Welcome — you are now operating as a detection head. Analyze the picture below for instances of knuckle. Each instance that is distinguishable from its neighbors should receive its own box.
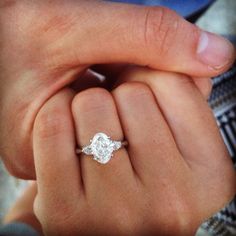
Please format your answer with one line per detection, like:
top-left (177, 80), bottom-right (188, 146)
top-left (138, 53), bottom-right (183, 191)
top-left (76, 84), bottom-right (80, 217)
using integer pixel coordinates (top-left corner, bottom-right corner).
top-left (72, 88), bottom-right (114, 114)
top-left (171, 73), bottom-right (194, 87)
top-left (114, 82), bottom-right (153, 101)
top-left (34, 195), bottom-right (74, 230)
top-left (170, 207), bottom-right (195, 234)
top-left (156, 202), bottom-right (196, 234)
top-left (149, 189), bottom-right (198, 234)
top-left (155, 72), bottom-right (195, 91)
top-left (35, 105), bottom-right (68, 139)
top-left (143, 6), bottom-right (182, 55)
top-left (167, 213), bottom-right (196, 235)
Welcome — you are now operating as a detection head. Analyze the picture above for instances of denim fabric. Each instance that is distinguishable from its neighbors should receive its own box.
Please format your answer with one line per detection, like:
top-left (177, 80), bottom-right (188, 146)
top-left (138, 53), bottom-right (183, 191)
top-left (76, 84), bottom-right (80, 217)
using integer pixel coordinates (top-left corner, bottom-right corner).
top-left (0, 223), bottom-right (39, 236)
top-left (107, 0), bottom-right (215, 18)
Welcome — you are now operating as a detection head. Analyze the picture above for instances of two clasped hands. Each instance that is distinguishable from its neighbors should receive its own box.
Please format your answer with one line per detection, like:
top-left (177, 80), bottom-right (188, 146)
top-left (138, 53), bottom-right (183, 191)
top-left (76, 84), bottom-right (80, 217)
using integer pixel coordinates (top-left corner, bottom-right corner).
top-left (1, 1), bottom-right (236, 235)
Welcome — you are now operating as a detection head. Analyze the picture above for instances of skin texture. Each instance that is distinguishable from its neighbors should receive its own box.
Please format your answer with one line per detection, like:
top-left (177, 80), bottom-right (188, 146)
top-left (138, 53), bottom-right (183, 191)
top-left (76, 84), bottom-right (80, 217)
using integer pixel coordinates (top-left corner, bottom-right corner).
top-left (1, 1), bottom-right (235, 234)
top-left (0, 0), bottom-right (235, 179)
top-left (30, 69), bottom-right (236, 236)
top-left (3, 69), bottom-right (212, 235)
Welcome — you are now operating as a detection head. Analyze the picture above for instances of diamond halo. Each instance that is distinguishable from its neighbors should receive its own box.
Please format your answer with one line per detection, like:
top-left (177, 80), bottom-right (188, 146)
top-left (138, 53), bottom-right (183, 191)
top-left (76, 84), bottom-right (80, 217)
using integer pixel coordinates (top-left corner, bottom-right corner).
top-left (77, 133), bottom-right (126, 164)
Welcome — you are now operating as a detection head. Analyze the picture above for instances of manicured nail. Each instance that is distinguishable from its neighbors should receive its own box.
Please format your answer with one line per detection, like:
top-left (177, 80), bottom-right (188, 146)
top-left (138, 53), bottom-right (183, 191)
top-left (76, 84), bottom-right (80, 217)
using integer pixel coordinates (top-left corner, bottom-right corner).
top-left (197, 31), bottom-right (235, 70)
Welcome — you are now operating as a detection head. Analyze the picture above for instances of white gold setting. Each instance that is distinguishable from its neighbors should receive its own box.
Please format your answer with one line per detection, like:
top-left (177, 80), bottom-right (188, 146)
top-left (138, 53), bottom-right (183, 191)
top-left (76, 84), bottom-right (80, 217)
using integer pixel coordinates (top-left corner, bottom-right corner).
top-left (76, 132), bottom-right (127, 164)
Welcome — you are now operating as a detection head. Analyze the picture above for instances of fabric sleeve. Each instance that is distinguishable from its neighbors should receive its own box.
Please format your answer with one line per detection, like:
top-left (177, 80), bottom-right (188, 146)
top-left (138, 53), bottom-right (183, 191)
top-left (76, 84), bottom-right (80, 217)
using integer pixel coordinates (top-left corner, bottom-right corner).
top-left (0, 222), bottom-right (39, 236)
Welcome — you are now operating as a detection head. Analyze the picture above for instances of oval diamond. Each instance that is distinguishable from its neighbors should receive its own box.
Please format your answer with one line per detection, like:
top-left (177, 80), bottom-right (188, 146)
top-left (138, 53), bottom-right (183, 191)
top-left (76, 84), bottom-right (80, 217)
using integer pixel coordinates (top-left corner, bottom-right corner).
top-left (90, 133), bottom-right (114, 164)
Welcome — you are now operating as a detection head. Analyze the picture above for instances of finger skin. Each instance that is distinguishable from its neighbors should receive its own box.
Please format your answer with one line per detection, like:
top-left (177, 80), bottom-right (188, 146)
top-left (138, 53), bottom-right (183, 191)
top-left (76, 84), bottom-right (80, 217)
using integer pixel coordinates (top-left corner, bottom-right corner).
top-left (113, 82), bottom-right (186, 184)
top-left (147, 72), bottom-right (236, 208)
top-left (4, 1), bottom-right (233, 77)
top-left (72, 88), bottom-right (135, 196)
top-left (48, 1), bottom-right (235, 76)
top-left (90, 65), bottom-right (213, 100)
top-left (1, 0), bottom-right (235, 180)
top-left (117, 68), bottom-right (236, 213)
top-left (192, 77), bottom-right (213, 99)
top-left (63, 2), bottom-right (235, 76)
top-left (33, 89), bottom-right (82, 209)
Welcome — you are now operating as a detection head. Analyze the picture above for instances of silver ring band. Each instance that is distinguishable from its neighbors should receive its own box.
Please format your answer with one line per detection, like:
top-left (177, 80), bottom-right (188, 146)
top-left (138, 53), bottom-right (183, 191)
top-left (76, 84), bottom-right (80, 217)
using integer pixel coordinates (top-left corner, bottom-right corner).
top-left (76, 141), bottom-right (128, 154)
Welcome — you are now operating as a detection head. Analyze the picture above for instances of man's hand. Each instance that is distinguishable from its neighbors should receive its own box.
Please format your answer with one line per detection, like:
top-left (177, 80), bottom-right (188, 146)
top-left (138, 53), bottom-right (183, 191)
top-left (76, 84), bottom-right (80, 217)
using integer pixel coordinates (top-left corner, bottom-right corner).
top-left (33, 70), bottom-right (235, 235)
top-left (0, 0), bottom-right (235, 179)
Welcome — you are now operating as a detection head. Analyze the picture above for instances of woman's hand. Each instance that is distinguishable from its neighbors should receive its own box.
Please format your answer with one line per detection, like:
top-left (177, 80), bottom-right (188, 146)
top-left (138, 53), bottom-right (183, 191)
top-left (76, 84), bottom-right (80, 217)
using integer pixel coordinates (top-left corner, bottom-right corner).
top-left (33, 70), bottom-right (235, 235)
top-left (0, 0), bottom-right (235, 179)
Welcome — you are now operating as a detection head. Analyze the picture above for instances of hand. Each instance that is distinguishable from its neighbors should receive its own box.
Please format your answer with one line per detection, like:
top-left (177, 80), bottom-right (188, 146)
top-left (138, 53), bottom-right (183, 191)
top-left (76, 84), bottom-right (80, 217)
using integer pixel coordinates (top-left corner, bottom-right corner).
top-left (0, 0), bottom-right (235, 179)
top-left (33, 70), bottom-right (235, 235)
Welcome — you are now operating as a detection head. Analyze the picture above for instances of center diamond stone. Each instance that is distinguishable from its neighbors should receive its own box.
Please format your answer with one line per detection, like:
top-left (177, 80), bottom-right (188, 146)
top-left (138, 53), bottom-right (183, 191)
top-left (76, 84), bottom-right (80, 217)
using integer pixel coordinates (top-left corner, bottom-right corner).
top-left (83, 133), bottom-right (118, 164)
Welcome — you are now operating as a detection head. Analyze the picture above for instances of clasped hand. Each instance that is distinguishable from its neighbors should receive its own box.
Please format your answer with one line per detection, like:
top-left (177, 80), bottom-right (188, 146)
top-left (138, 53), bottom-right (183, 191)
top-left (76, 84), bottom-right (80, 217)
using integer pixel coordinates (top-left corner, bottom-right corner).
top-left (32, 67), bottom-right (235, 235)
top-left (1, 1), bottom-right (236, 235)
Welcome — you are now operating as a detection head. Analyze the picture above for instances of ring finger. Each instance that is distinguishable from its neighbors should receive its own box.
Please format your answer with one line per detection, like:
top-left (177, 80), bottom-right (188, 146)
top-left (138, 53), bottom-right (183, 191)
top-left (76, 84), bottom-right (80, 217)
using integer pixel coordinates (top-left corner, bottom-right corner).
top-left (72, 88), bottom-right (135, 196)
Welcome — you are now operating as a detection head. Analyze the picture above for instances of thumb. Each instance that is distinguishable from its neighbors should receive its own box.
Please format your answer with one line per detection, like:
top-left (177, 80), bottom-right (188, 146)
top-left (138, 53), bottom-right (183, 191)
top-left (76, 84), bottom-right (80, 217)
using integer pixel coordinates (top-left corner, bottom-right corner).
top-left (56, 1), bottom-right (235, 77)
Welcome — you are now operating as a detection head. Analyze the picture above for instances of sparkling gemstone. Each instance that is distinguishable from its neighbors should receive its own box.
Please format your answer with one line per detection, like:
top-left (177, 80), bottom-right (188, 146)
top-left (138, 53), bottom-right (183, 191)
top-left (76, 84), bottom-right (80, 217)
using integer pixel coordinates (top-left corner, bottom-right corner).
top-left (90, 133), bottom-right (115, 164)
top-left (82, 146), bottom-right (93, 155)
top-left (112, 141), bottom-right (122, 150)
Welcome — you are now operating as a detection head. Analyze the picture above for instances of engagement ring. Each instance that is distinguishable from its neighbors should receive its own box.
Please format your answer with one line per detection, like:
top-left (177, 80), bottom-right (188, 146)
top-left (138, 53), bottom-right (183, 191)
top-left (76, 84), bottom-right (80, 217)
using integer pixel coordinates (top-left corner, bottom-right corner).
top-left (76, 132), bottom-right (127, 164)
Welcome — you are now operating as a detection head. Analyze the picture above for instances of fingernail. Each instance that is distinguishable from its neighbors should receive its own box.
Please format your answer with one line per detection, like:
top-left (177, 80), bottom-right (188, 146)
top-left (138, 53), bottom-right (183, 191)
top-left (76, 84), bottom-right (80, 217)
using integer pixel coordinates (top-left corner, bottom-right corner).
top-left (197, 31), bottom-right (235, 70)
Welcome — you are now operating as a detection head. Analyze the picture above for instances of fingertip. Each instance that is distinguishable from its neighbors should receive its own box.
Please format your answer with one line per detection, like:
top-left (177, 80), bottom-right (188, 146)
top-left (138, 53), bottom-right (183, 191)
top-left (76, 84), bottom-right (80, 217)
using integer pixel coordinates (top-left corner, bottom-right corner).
top-left (197, 32), bottom-right (236, 72)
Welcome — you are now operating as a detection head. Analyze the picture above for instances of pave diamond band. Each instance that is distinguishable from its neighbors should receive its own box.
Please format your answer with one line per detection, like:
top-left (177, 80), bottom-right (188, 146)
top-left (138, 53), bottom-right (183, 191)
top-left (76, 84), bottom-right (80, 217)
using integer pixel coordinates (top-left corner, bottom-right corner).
top-left (76, 133), bottom-right (128, 164)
